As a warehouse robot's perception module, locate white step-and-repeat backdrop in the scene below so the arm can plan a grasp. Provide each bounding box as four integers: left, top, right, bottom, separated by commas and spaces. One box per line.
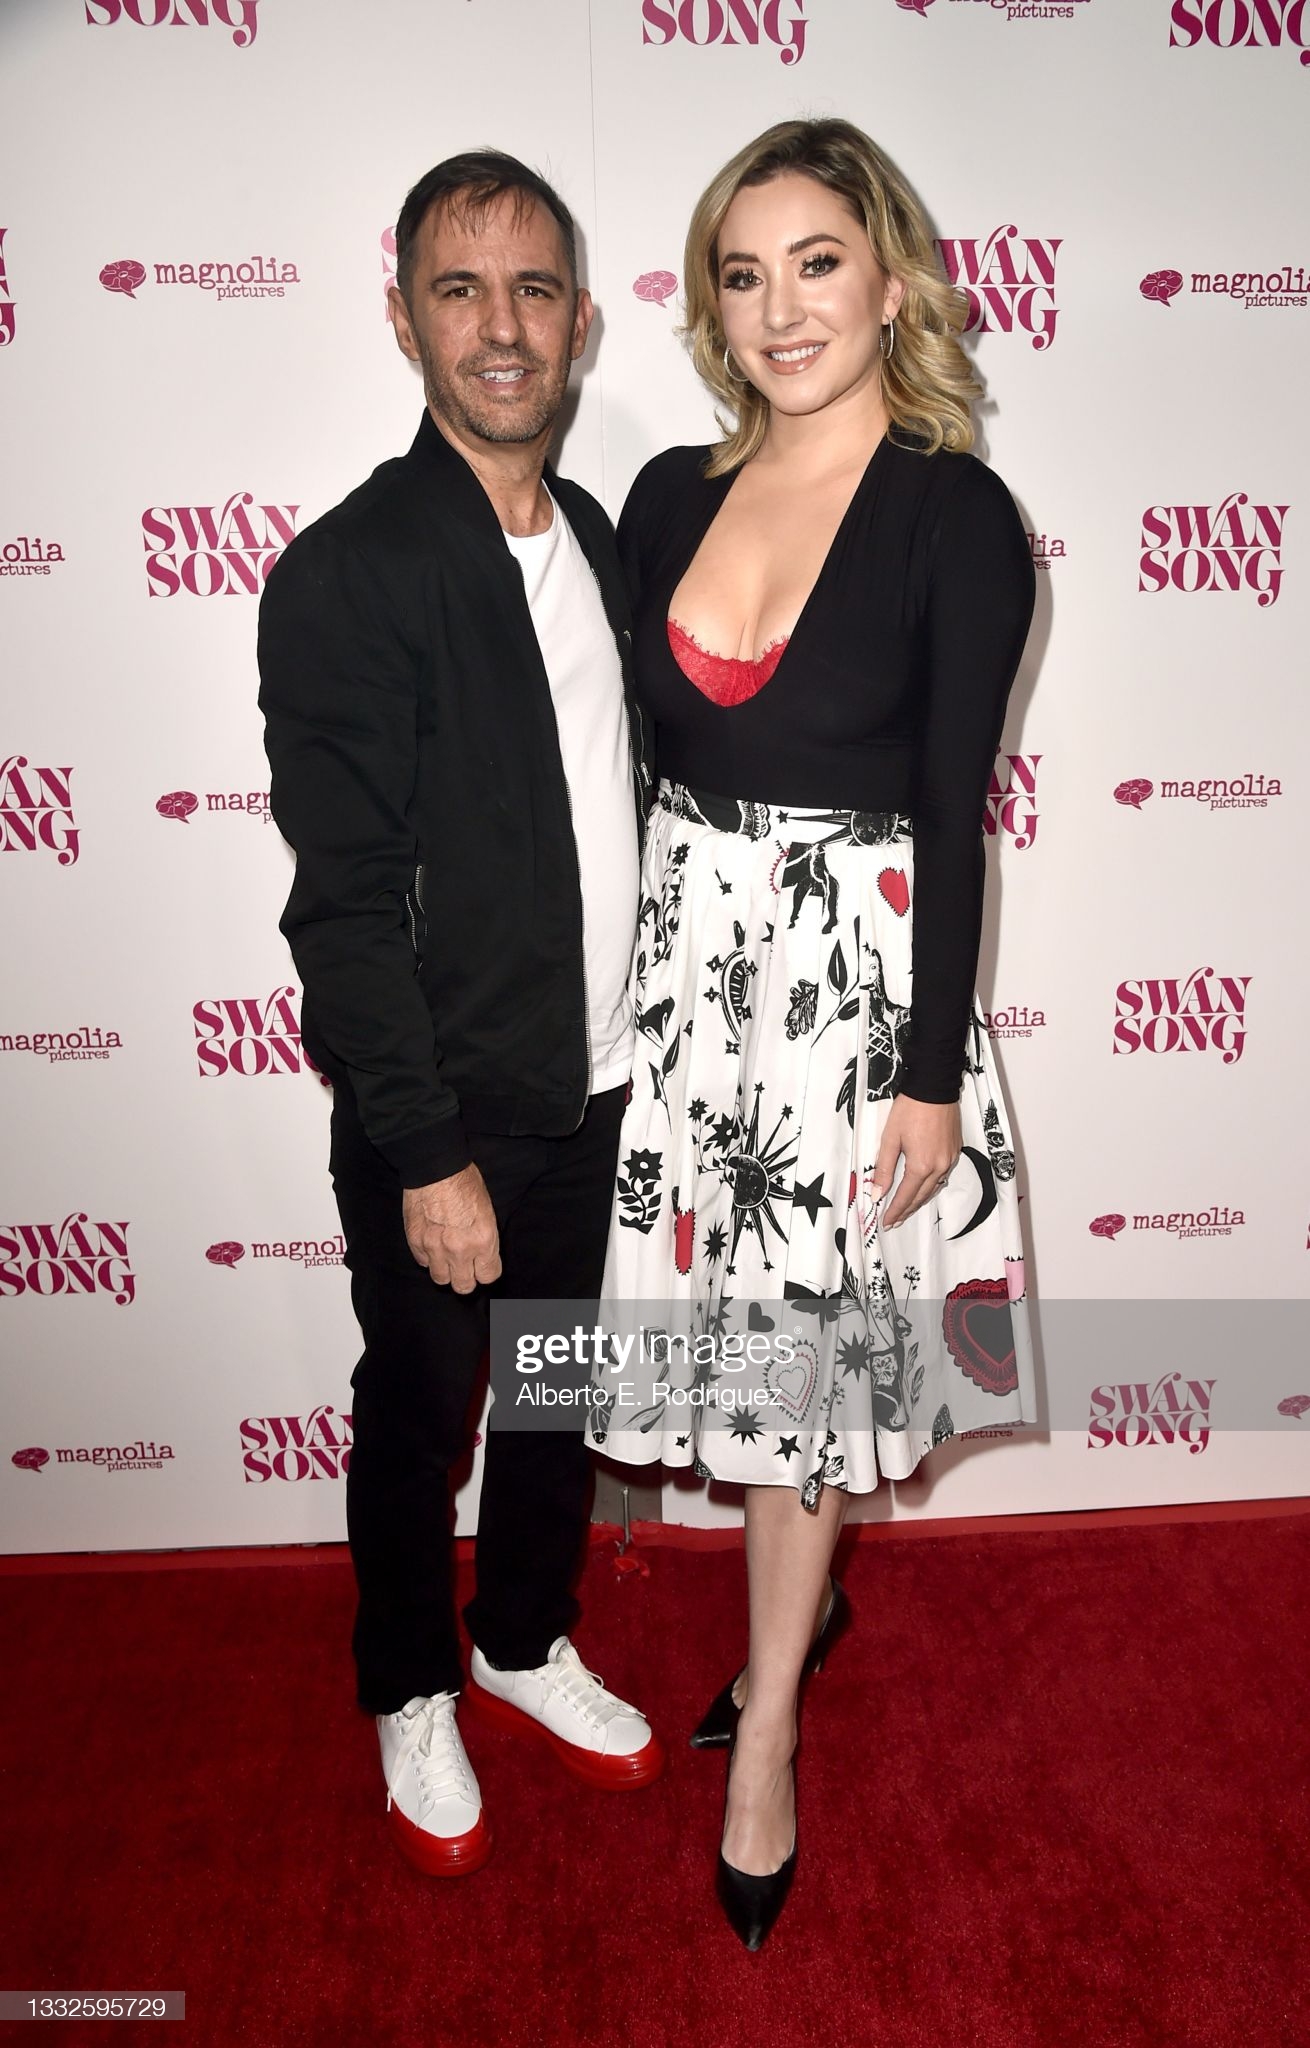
3, 0, 1309, 1552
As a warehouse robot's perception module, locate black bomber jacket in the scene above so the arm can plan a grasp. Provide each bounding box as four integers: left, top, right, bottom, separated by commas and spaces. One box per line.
257, 409, 654, 1187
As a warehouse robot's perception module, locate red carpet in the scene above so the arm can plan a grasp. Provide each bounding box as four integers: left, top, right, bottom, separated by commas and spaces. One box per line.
4, 1515, 1309, 2048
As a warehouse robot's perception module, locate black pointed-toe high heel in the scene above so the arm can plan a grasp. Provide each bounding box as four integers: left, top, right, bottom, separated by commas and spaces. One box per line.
715, 1733, 797, 1952
690, 1577, 850, 1750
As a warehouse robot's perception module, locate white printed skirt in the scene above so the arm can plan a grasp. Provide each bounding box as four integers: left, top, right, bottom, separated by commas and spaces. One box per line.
586, 779, 1037, 1508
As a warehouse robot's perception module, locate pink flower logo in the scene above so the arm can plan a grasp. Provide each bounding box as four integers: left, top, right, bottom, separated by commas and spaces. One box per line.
896, 0, 935, 14
1114, 778, 1154, 810
1140, 270, 1184, 309
1089, 1213, 1126, 1241
100, 259, 147, 300
1277, 1394, 1310, 1419
12, 1447, 49, 1474
205, 1241, 245, 1270
633, 270, 678, 310
156, 790, 199, 825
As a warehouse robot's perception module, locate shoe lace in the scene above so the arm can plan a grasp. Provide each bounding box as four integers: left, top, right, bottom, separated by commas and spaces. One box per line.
385, 1694, 473, 1817
541, 1643, 638, 1731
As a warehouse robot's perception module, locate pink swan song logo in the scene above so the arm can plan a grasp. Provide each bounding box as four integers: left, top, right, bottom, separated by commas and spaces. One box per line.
1169, 0, 1310, 67
1278, 1395, 1310, 1418
142, 494, 299, 598
937, 226, 1061, 350
640, 0, 809, 64
205, 1240, 246, 1269
1140, 269, 1184, 308
0, 1217, 136, 1305
156, 790, 198, 825
84, 0, 260, 48
100, 259, 146, 299
192, 987, 325, 1081
1114, 778, 1154, 809
0, 758, 78, 864
240, 1406, 353, 1483
1114, 969, 1250, 1062
1089, 1213, 1126, 1240
1139, 494, 1289, 606
0, 226, 15, 347
381, 224, 397, 322
12, 1447, 49, 1475
633, 270, 678, 309
984, 753, 1040, 849
1088, 1375, 1215, 1455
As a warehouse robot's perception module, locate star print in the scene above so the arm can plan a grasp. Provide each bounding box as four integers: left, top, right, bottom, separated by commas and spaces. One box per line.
728, 1408, 764, 1443
676, 1435, 690, 1449
703, 1221, 727, 1263
791, 1174, 833, 1227
775, 1436, 800, 1462
837, 1332, 874, 1382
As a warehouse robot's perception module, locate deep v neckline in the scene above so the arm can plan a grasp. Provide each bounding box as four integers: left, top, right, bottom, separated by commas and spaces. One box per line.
667, 431, 891, 692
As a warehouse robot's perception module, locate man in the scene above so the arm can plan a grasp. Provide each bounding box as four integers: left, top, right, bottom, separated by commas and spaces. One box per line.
257, 151, 661, 1879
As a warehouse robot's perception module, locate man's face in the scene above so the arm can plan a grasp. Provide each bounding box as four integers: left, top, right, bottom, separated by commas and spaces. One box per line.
390, 191, 592, 448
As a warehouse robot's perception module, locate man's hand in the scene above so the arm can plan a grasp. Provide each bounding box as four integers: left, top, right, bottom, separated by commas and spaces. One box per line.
402, 1164, 502, 1293
870, 1096, 962, 1229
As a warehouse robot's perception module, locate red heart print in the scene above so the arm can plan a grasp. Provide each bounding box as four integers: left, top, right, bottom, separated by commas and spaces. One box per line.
878, 868, 910, 916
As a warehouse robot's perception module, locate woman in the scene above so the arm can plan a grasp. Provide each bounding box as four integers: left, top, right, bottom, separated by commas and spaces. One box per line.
587, 117, 1038, 1948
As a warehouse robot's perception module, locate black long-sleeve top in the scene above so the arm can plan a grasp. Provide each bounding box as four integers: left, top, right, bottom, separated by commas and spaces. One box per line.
616, 433, 1035, 1104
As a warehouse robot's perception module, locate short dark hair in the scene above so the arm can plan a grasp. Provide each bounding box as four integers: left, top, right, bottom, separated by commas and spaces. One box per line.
394, 150, 579, 305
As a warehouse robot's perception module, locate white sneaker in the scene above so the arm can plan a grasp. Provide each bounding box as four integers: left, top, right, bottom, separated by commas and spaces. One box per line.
376, 1692, 491, 1876
466, 1637, 665, 1789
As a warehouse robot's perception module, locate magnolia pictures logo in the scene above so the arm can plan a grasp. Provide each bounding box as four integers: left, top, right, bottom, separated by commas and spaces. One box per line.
205, 1235, 344, 1271
0, 1025, 122, 1064
1113, 772, 1282, 812
12, 1439, 174, 1476
983, 1002, 1046, 1038
85, 1, 260, 49
634, 270, 679, 308
897, 0, 1095, 21
1089, 1206, 1245, 1242
1139, 495, 1288, 606
157, 788, 272, 825
640, 0, 809, 62
1, 534, 64, 578
1141, 265, 1308, 313
101, 254, 299, 304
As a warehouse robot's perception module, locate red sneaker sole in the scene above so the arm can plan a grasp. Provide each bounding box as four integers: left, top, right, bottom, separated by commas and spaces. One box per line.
464, 1681, 666, 1789
387, 1802, 492, 1877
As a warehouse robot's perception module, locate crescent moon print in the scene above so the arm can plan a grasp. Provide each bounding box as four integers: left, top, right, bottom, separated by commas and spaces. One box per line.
944, 1145, 998, 1240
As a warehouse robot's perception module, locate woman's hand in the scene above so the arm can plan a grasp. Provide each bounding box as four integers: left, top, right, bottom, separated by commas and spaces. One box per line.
870, 1095, 962, 1229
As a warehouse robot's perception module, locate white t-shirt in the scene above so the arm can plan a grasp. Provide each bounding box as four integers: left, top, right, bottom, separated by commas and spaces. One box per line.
503, 491, 639, 1095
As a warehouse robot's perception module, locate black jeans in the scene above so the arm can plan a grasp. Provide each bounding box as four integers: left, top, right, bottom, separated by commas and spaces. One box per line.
330, 1081, 626, 1715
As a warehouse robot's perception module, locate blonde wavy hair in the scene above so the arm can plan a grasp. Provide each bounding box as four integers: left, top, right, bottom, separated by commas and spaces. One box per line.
682, 117, 980, 476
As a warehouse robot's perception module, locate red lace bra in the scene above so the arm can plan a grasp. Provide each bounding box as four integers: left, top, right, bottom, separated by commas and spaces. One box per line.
666, 617, 788, 708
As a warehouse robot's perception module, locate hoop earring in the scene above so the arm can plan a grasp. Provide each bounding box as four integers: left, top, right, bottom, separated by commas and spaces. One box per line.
722, 342, 743, 383
881, 318, 896, 361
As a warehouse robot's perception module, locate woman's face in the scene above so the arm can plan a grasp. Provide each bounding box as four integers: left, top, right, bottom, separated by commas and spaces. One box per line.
715, 170, 903, 419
